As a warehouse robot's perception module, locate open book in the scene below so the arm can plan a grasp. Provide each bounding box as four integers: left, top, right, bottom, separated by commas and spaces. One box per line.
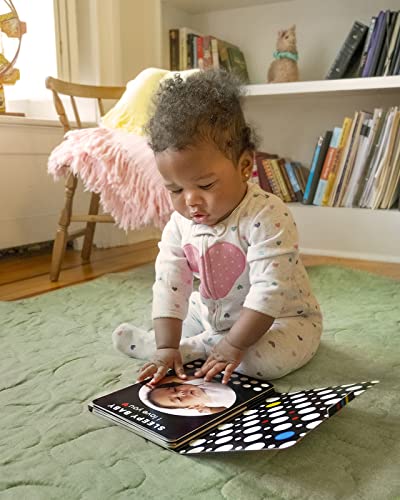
88, 360, 378, 455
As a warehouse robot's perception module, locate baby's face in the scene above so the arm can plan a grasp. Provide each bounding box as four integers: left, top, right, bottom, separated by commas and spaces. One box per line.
156, 142, 252, 226
151, 383, 209, 409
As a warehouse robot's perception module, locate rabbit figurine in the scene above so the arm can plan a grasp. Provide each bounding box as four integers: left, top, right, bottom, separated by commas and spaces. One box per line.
267, 25, 299, 83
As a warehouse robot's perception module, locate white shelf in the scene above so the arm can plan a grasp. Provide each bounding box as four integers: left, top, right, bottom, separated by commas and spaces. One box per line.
289, 204, 400, 263
245, 76, 400, 98
162, 0, 292, 15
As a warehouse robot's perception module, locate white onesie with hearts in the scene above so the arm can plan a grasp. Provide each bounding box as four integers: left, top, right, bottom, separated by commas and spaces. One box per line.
113, 182, 323, 380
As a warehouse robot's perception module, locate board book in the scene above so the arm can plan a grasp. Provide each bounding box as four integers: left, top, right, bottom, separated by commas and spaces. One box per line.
89, 359, 378, 455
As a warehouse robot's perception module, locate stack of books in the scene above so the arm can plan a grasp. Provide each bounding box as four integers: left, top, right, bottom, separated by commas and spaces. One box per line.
326, 10, 400, 79
169, 27, 249, 83
252, 152, 308, 203
303, 107, 400, 209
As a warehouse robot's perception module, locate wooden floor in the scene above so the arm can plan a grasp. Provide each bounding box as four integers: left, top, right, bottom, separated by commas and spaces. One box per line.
0, 240, 399, 301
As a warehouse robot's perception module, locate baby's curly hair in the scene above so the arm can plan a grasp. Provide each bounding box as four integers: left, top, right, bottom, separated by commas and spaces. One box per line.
146, 69, 257, 165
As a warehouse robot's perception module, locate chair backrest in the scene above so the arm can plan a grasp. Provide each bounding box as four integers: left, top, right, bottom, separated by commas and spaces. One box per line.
45, 76, 125, 133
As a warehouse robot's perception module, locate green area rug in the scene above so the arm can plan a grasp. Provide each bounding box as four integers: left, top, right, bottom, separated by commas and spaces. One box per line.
0, 264, 399, 499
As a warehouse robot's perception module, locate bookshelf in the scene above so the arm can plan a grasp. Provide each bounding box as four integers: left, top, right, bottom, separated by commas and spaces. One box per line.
159, 0, 400, 262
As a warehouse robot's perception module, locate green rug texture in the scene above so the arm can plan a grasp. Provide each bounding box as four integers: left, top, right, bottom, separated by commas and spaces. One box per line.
0, 264, 399, 499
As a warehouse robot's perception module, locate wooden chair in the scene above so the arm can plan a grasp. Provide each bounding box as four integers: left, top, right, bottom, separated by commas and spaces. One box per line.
45, 76, 125, 281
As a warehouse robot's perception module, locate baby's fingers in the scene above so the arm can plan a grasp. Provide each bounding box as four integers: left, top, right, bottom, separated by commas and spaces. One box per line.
222, 363, 237, 384
136, 362, 157, 382
174, 359, 187, 380
204, 361, 227, 382
149, 365, 169, 386
195, 357, 217, 378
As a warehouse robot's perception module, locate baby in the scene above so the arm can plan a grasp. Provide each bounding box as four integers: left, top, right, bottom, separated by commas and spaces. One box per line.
146, 375, 229, 414
113, 69, 323, 386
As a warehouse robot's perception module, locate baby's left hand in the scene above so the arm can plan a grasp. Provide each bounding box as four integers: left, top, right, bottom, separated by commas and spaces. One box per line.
194, 337, 245, 384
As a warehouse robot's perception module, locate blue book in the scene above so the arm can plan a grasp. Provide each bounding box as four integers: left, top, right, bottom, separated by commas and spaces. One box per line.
285, 161, 303, 202
312, 127, 342, 206
303, 131, 333, 205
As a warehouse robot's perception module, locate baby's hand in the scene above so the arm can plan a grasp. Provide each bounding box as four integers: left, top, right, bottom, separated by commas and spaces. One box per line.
136, 347, 187, 386
194, 337, 245, 384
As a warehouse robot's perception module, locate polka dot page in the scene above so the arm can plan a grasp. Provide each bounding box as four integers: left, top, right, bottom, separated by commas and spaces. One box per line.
177, 381, 379, 455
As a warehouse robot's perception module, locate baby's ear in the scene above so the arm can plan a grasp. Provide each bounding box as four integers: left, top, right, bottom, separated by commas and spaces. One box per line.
278, 29, 285, 38
289, 24, 296, 32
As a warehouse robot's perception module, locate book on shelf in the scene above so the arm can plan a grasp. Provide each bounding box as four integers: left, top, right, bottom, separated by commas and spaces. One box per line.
342, 113, 376, 208
370, 108, 400, 209
262, 158, 283, 198
284, 161, 304, 202
357, 17, 377, 76
328, 113, 360, 207
312, 127, 342, 206
361, 10, 388, 77
322, 117, 353, 207
335, 110, 373, 207
355, 109, 387, 207
380, 118, 400, 209
326, 21, 368, 79
169, 29, 180, 71
88, 359, 378, 455
358, 109, 394, 208
384, 12, 400, 75
254, 152, 277, 193
277, 158, 296, 202
375, 11, 397, 76
374, 11, 395, 76
302, 131, 332, 205
270, 158, 292, 203
292, 162, 308, 194
389, 14, 400, 75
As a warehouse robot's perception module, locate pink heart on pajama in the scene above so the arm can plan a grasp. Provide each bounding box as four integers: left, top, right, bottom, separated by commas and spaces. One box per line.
183, 242, 246, 299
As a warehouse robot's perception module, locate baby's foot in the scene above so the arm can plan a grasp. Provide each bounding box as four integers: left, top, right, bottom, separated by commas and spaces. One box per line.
112, 323, 156, 360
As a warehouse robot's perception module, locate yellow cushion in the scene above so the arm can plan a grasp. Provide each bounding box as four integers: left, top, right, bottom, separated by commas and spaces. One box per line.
102, 67, 200, 135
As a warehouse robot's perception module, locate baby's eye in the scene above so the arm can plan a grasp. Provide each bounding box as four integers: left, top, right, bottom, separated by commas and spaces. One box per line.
199, 182, 215, 190
170, 188, 183, 194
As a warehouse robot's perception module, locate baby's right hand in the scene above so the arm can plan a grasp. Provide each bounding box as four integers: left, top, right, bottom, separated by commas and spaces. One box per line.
136, 347, 187, 386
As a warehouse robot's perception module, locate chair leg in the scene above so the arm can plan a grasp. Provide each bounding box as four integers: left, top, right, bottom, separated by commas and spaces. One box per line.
81, 192, 100, 263
50, 172, 78, 282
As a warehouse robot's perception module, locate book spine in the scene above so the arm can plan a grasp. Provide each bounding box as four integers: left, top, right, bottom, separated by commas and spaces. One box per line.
362, 11, 385, 77
211, 38, 220, 69
278, 158, 296, 201
285, 161, 303, 202
271, 159, 291, 202
187, 33, 194, 69
389, 18, 400, 75
358, 16, 376, 76
197, 36, 204, 70
255, 153, 273, 192
313, 127, 342, 206
326, 21, 368, 79
169, 29, 179, 71
179, 28, 187, 70
202, 36, 213, 70
292, 162, 307, 192
384, 12, 400, 75
303, 131, 333, 204
262, 159, 282, 198
374, 10, 393, 77
322, 117, 353, 206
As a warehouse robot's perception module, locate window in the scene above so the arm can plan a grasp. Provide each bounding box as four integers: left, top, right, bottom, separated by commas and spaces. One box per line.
1, 0, 57, 104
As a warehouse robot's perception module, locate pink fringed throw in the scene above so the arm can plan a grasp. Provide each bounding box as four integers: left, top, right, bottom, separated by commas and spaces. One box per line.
47, 127, 173, 231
